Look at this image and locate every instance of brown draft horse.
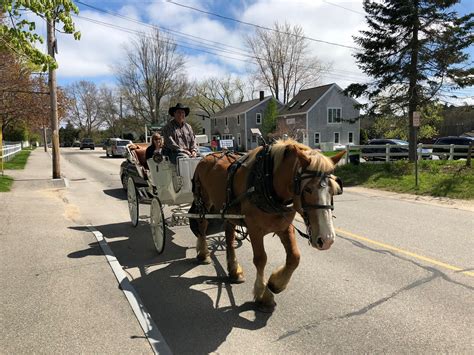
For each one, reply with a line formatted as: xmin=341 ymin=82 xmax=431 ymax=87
xmin=190 ymin=139 xmax=345 ymax=312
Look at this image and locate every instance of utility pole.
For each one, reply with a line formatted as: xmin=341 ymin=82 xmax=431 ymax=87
xmin=120 ymin=96 xmax=123 ymax=138
xmin=47 ymin=16 xmax=61 ymax=179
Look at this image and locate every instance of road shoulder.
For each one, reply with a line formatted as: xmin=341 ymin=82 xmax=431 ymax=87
xmin=346 ymin=186 xmax=474 ymax=212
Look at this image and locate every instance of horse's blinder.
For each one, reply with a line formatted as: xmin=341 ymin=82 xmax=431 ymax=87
xmin=294 ymin=170 xmax=343 ymax=211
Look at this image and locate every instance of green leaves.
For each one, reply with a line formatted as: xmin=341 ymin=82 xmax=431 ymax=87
xmin=0 ymin=0 xmax=80 ymax=70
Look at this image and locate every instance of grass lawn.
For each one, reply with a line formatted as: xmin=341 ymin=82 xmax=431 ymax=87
xmin=0 ymin=148 xmax=34 ymax=192
xmin=335 ymin=160 xmax=474 ymax=200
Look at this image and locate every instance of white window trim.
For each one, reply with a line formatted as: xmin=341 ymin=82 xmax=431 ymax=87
xmin=256 ymin=112 xmax=262 ymax=125
xmin=334 ymin=132 xmax=340 ymax=144
xmin=348 ymin=131 xmax=354 ymax=144
xmin=327 ymin=107 xmax=342 ymax=124
xmin=314 ymin=132 xmax=320 ymax=144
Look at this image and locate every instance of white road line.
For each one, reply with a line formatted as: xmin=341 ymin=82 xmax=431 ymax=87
xmin=88 ymin=226 xmax=172 ymax=355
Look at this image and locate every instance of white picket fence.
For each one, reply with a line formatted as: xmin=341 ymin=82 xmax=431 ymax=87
xmin=342 ymin=143 xmax=473 ymax=164
xmin=0 ymin=143 xmax=22 ymax=162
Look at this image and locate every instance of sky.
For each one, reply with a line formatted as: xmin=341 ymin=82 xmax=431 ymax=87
xmin=34 ymin=0 xmax=474 ymax=105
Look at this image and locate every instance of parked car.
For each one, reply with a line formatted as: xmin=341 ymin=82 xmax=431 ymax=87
xmin=198 ymin=146 xmax=213 ymax=156
xmin=104 ymin=138 xmax=132 ymax=157
xmin=361 ymin=139 xmax=409 ymax=161
xmin=80 ymin=138 xmax=95 ymax=150
xmin=72 ymin=140 xmax=81 ymax=147
xmin=432 ymin=136 xmax=474 ymax=159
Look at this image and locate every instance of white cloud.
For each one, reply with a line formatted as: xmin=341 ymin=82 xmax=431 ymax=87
xmin=50 ymin=0 xmax=471 ymax=102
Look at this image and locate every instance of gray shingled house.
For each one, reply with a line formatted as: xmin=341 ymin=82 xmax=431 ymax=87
xmin=211 ymin=92 xmax=283 ymax=151
xmin=277 ymin=83 xmax=360 ymax=150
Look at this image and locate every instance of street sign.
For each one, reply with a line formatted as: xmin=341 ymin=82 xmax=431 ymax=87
xmin=220 ymin=139 xmax=234 ymax=149
xmin=413 ymin=111 xmax=420 ymax=127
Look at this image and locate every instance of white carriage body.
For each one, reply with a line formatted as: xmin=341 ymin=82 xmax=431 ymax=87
xmin=147 ymin=157 xmax=201 ymax=205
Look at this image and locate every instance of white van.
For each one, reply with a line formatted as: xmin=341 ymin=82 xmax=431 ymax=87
xmin=104 ymin=138 xmax=132 ymax=157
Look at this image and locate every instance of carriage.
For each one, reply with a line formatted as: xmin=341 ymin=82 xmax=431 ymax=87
xmin=125 ymin=137 xmax=345 ymax=311
xmin=125 ymin=143 xmax=245 ymax=254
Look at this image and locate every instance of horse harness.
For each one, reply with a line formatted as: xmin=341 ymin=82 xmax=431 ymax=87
xmin=224 ymin=145 xmax=343 ymax=216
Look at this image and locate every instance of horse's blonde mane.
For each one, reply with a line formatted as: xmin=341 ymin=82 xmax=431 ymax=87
xmin=271 ymin=138 xmax=335 ymax=173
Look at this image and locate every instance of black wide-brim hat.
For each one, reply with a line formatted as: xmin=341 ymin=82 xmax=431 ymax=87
xmin=168 ymin=103 xmax=190 ymax=117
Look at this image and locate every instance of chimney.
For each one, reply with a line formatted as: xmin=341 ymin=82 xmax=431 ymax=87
xmin=259 ymin=90 xmax=264 ymax=101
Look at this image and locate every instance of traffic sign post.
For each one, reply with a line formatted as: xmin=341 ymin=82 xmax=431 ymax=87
xmin=413 ymin=111 xmax=420 ymax=187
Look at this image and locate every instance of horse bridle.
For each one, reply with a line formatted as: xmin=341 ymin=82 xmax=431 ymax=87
xmin=294 ymin=169 xmax=343 ymax=211
xmin=291 ymin=169 xmax=343 ymax=242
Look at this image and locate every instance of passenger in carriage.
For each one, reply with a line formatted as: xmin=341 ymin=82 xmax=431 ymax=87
xmin=162 ymin=103 xmax=198 ymax=164
xmin=145 ymin=132 xmax=163 ymax=161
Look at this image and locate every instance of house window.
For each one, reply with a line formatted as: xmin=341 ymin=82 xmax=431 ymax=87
xmin=314 ymin=132 xmax=320 ymax=144
xmin=213 ymin=118 xmax=217 ymax=126
xmin=348 ymin=132 xmax=354 ymax=143
xmin=238 ymin=133 xmax=241 ymax=146
xmin=202 ymin=128 xmax=206 ymax=134
xmin=334 ymin=132 xmax=340 ymax=144
xmin=225 ymin=117 xmax=228 ymax=126
xmin=289 ymin=101 xmax=298 ymax=109
xmin=237 ymin=115 xmax=240 ymax=126
xmin=256 ymin=113 xmax=262 ymax=125
xmin=328 ymin=108 xmax=342 ymax=123
xmin=300 ymin=99 xmax=310 ymax=107
xmin=223 ymin=134 xmax=233 ymax=140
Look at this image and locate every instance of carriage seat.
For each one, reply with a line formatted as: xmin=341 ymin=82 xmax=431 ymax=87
xmin=128 ymin=144 xmax=149 ymax=178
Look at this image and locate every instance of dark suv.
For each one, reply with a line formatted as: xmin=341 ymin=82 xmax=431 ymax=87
xmin=80 ymin=138 xmax=95 ymax=150
xmin=432 ymin=136 xmax=473 ymax=159
xmin=361 ymin=139 xmax=409 ymax=161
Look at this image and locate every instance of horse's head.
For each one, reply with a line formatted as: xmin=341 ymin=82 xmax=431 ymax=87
xmin=294 ymin=149 xmax=344 ymax=250
xmin=273 ymin=142 xmax=344 ymax=250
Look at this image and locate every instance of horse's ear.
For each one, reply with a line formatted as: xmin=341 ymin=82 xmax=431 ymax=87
xmin=331 ymin=150 xmax=346 ymax=165
xmin=291 ymin=145 xmax=311 ymax=169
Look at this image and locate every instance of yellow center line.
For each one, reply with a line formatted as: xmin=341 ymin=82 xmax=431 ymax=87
xmin=335 ymin=228 xmax=473 ymax=277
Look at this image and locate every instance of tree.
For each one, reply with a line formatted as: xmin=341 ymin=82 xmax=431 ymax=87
xmin=191 ymin=76 xmax=245 ymax=117
xmin=98 ymin=86 xmax=121 ymax=137
xmin=66 ymin=81 xmax=102 ymax=136
xmin=59 ymin=121 xmax=79 ymax=146
xmin=246 ymin=22 xmax=328 ymax=104
xmin=114 ymin=29 xmax=186 ymax=125
xmin=345 ymin=0 xmax=473 ymax=160
xmin=0 ymin=0 xmax=80 ymax=70
xmin=262 ymin=98 xmax=278 ymax=140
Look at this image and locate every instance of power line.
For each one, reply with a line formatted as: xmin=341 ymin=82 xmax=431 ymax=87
xmin=165 ymin=0 xmax=359 ymax=50
xmin=74 ymin=14 xmax=369 ymax=82
xmin=322 ymin=0 xmax=366 ymax=16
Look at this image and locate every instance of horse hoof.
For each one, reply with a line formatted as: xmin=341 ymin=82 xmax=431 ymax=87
xmin=196 ymin=255 xmax=212 ymax=264
xmin=267 ymin=282 xmax=283 ymax=294
xmin=229 ymin=274 xmax=245 ymax=284
xmin=255 ymin=301 xmax=276 ymax=313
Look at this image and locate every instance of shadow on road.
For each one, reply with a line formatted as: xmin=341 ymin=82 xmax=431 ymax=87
xmin=103 ymin=188 xmax=127 ymax=200
xmin=68 ymin=221 xmax=270 ymax=353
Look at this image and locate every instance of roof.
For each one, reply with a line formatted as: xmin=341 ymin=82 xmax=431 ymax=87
xmin=278 ymin=84 xmax=334 ymax=116
xmin=212 ymin=96 xmax=271 ymax=118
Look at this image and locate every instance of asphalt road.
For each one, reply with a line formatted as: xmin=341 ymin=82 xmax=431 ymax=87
xmin=59 ymin=147 xmax=473 ymax=354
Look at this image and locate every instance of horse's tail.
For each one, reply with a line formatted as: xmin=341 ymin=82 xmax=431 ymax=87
xmin=190 ymin=164 xmax=205 ymax=238
xmin=188 ymin=200 xmax=201 ymax=238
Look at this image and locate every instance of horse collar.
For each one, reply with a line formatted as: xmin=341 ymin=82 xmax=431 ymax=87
xmin=247 ymin=145 xmax=293 ymax=214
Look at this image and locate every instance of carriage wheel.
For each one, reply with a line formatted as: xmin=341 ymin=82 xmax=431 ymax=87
xmin=127 ymin=177 xmax=139 ymax=227
xmin=150 ymin=197 xmax=166 ymax=254
xmin=235 ymin=225 xmax=248 ymax=241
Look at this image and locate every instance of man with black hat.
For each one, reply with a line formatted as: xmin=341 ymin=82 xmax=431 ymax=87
xmin=162 ymin=103 xmax=198 ymax=164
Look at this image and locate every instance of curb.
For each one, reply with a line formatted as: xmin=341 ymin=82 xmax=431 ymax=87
xmin=88 ymin=226 xmax=172 ymax=355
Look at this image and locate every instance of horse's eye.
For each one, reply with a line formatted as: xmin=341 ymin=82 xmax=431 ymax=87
xmin=304 ymin=187 xmax=312 ymax=194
